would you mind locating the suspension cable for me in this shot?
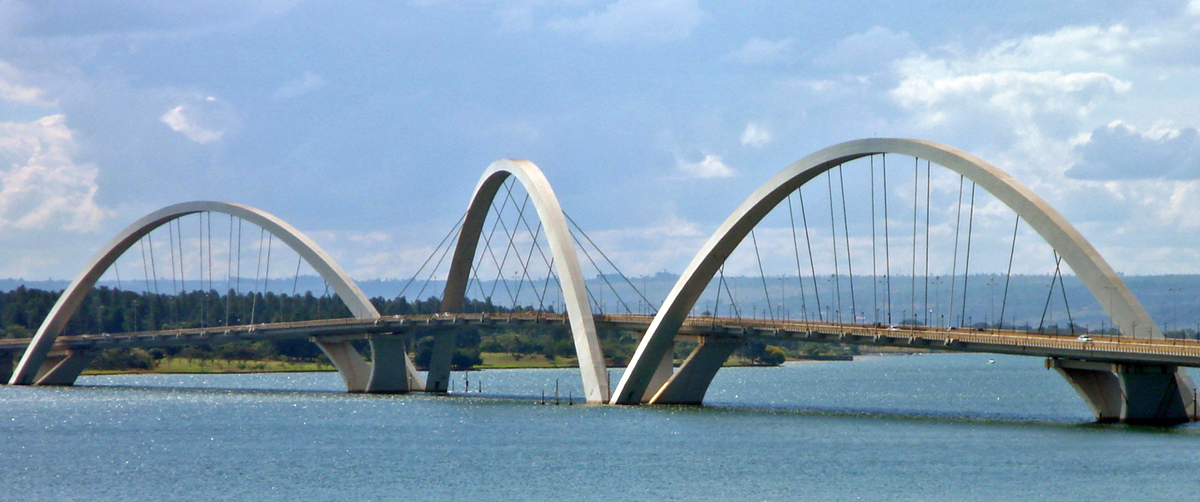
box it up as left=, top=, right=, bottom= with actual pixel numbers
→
left=537, top=257, right=557, bottom=312
left=207, top=212, right=214, bottom=293
left=264, top=233, right=273, bottom=297
left=196, top=214, right=205, bottom=326
left=719, top=265, right=741, bottom=321
left=139, top=238, right=152, bottom=294
left=1039, top=252, right=1063, bottom=332
left=414, top=224, right=463, bottom=303
left=948, top=175, right=964, bottom=328
left=912, top=157, right=918, bottom=324
left=508, top=197, right=561, bottom=309
left=564, top=212, right=658, bottom=313
left=787, top=193, right=809, bottom=322
left=251, top=227, right=264, bottom=325
left=397, top=211, right=467, bottom=302
left=177, top=219, right=186, bottom=296
left=509, top=221, right=545, bottom=310
left=751, top=229, right=776, bottom=327
left=225, top=215, right=233, bottom=326
left=168, top=221, right=179, bottom=327
left=1056, top=250, right=1076, bottom=334
left=567, top=224, right=634, bottom=315
left=924, top=161, right=931, bottom=325
left=960, top=182, right=976, bottom=326
left=882, top=154, right=892, bottom=323
left=827, top=171, right=843, bottom=322
left=236, top=218, right=243, bottom=296
left=798, top=191, right=822, bottom=321
left=870, top=155, right=878, bottom=324
left=500, top=196, right=543, bottom=309
left=484, top=193, right=529, bottom=305
left=838, top=165, right=857, bottom=323
left=998, top=214, right=1020, bottom=329
left=490, top=189, right=535, bottom=301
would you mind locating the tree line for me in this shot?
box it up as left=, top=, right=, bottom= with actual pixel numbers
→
left=0, top=286, right=844, bottom=371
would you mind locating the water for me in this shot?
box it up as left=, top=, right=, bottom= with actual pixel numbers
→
left=4, top=353, right=1200, bottom=501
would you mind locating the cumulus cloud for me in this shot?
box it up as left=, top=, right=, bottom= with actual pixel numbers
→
left=0, top=61, right=50, bottom=105
left=815, top=26, right=917, bottom=72
left=547, top=0, right=706, bottom=43
left=0, top=114, right=106, bottom=232
left=1067, top=122, right=1200, bottom=180
left=740, top=122, right=771, bottom=148
left=892, top=57, right=1130, bottom=129
left=729, top=37, right=793, bottom=64
left=677, top=153, right=734, bottom=178
left=273, top=71, right=326, bottom=100
left=160, top=95, right=241, bottom=144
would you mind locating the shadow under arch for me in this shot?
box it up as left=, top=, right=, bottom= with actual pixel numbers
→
left=433, top=159, right=609, bottom=404
left=9, top=201, right=422, bottom=393
left=612, top=137, right=1168, bottom=406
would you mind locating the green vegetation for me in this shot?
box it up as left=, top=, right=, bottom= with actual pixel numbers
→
left=0, top=286, right=857, bottom=374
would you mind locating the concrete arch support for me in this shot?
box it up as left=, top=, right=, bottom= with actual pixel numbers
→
left=434, top=159, right=609, bottom=403
left=9, top=201, right=422, bottom=392
left=612, top=138, right=1163, bottom=405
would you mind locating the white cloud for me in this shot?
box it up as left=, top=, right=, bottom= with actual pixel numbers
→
left=677, top=153, right=734, bottom=178
left=740, top=122, right=771, bottom=148
left=1068, top=122, right=1200, bottom=180
left=160, top=95, right=241, bottom=144
left=892, top=56, right=1130, bottom=128
left=273, top=71, right=326, bottom=100
left=0, top=114, right=107, bottom=232
left=0, top=61, right=50, bottom=105
left=816, top=26, right=917, bottom=72
left=729, top=37, right=793, bottom=65
left=547, top=0, right=706, bottom=43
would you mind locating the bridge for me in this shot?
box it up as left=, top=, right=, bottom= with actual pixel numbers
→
left=4, top=138, right=1198, bottom=425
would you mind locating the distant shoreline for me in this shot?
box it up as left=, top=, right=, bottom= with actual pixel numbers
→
left=81, top=353, right=869, bottom=376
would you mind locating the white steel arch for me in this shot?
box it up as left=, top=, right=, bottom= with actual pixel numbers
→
left=611, top=138, right=1161, bottom=404
left=8, top=201, right=413, bottom=390
left=433, top=159, right=610, bottom=403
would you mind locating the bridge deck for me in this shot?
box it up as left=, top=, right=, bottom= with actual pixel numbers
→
left=4, top=313, right=1200, bottom=368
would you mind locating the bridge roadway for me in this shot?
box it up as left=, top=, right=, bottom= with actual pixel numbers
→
left=4, top=313, right=1200, bottom=369
left=5, top=313, right=1200, bottom=423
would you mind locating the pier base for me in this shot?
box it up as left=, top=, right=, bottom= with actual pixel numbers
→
left=366, top=335, right=423, bottom=393
left=649, top=340, right=741, bottom=405
left=33, top=349, right=97, bottom=386
left=1049, top=358, right=1197, bottom=425
left=0, top=354, right=12, bottom=384
left=425, top=331, right=455, bottom=393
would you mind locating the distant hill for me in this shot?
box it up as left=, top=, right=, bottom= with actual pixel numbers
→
left=4, top=273, right=1199, bottom=332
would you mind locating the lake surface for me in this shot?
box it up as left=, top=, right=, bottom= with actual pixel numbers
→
left=4, top=353, right=1200, bottom=501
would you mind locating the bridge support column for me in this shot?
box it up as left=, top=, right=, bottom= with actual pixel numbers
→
left=33, top=349, right=97, bottom=386
left=649, top=340, right=741, bottom=405
left=1049, top=358, right=1197, bottom=425
left=641, top=342, right=675, bottom=403
left=424, top=331, right=455, bottom=393
left=365, top=335, right=424, bottom=393
left=314, top=339, right=370, bottom=393
left=0, top=354, right=12, bottom=384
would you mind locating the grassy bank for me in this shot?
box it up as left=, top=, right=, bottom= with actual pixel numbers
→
left=84, top=357, right=336, bottom=375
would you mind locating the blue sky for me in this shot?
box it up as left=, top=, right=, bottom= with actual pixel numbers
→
left=4, top=0, right=1200, bottom=281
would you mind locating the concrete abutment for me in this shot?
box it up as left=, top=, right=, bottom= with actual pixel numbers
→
left=1049, top=358, right=1197, bottom=425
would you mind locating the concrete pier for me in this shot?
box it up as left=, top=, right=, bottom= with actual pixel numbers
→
left=1050, top=358, right=1197, bottom=425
